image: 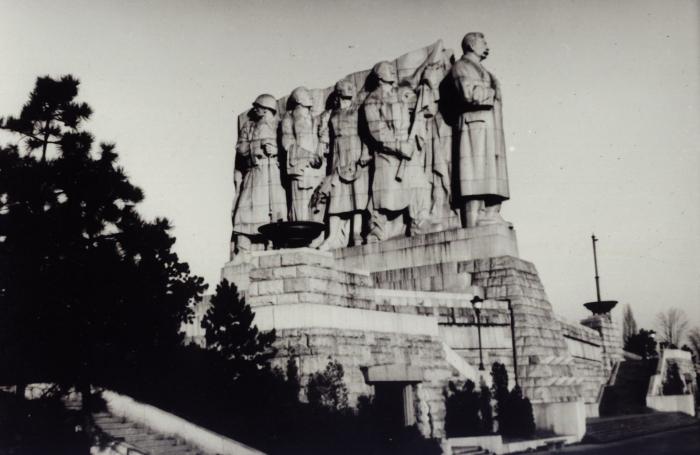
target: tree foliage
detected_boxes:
[624,329,658,359]
[0,75,206,400]
[445,379,484,437]
[662,362,686,395]
[622,304,638,345]
[307,359,349,412]
[201,279,276,379]
[490,362,535,438]
[687,327,700,364]
[1,75,91,162]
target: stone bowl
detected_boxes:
[258,221,325,249]
[584,300,618,315]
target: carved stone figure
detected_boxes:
[231,94,287,253]
[450,32,509,227]
[364,61,430,242]
[281,87,324,221]
[317,79,370,250]
[415,63,460,232]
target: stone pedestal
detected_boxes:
[580,314,623,371]
[463,256,583,403]
[216,226,596,437]
[229,247,453,438]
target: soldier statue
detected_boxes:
[364,61,430,242]
[281,86,324,221]
[450,32,509,228]
[415,62,460,232]
[317,79,370,250]
[231,94,287,255]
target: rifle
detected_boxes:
[395,108,425,182]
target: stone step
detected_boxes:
[452,446,490,455]
[584,412,698,443]
[93,411,208,455]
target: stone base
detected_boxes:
[212,225,612,438]
[334,223,519,276]
[532,400,587,442]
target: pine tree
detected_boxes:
[307,359,349,411]
[201,279,276,378]
[0,75,206,405]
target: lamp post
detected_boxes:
[470,296,485,371]
[472,297,519,387]
[502,298,519,388]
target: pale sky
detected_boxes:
[2,0,699,335]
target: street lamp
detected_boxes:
[470,295,485,371]
[501,298,519,388]
[472,297,519,387]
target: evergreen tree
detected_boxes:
[307,359,350,412]
[490,362,509,432]
[478,378,493,434]
[503,385,535,438]
[0,75,206,405]
[625,329,658,359]
[662,362,686,395]
[1,75,91,162]
[201,279,276,379]
[622,304,637,345]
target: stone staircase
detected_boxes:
[93,411,207,455]
[584,411,698,443]
[64,396,206,454]
[599,359,655,416]
[451,445,492,455]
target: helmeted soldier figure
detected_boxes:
[281,86,324,221]
[317,79,370,250]
[363,61,430,242]
[231,94,287,255]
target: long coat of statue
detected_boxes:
[363,86,414,212]
[450,53,509,201]
[232,116,287,235]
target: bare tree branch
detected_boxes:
[655,308,689,346]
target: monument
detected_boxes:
[212,34,623,441]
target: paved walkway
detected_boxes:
[528,424,700,454]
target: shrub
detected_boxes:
[501,385,535,438]
[490,362,535,438]
[479,378,494,434]
[445,379,481,436]
[307,359,349,411]
[662,362,686,395]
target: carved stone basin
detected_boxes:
[584,300,618,315]
[258,221,325,249]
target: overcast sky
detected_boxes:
[2,0,699,335]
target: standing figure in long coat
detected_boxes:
[450,32,509,228]
[415,63,460,232]
[364,61,430,241]
[231,94,287,254]
[317,79,370,249]
[281,86,324,221]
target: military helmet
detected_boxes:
[252,94,278,113]
[334,79,356,99]
[290,86,313,108]
[372,61,397,84]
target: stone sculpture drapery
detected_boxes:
[230,35,510,256]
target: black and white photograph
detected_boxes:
[1,1,698,453]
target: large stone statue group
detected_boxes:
[231,33,509,255]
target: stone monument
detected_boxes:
[212,34,623,441]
